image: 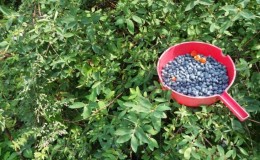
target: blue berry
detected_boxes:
[161,53,229,97]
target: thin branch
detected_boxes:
[244,122,254,152]
[5,128,25,160]
[254,63,260,72]
[38,3,42,16]
[201,134,213,147]
[49,43,59,55]
[175,126,184,134]
[130,150,133,160]
[92,92,123,115]
[248,118,260,125]
[108,1,116,8]
[32,4,37,25]
[66,92,123,123]
[43,43,51,54]
[200,135,206,146]
[63,119,85,126]
[241,30,260,50]
[0,53,12,61]
[5,128,13,141]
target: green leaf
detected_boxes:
[92,81,101,88]
[0,41,8,48]
[132,15,142,24]
[61,15,75,24]
[198,0,213,5]
[126,19,134,34]
[63,33,74,38]
[191,151,200,159]
[252,44,260,51]
[98,101,106,108]
[154,98,167,102]
[151,116,161,131]
[239,10,255,19]
[115,18,124,25]
[231,120,244,132]
[131,105,150,113]
[210,23,216,32]
[138,96,152,109]
[256,51,260,59]
[92,45,101,54]
[221,5,237,13]
[127,113,138,124]
[153,111,166,118]
[156,103,171,111]
[148,137,158,150]
[82,106,91,119]
[136,127,149,143]
[220,21,233,33]
[0,5,12,16]
[225,150,233,158]
[238,147,248,156]
[239,0,250,8]
[23,149,33,158]
[124,102,136,108]
[54,11,58,20]
[115,128,133,136]
[131,135,138,153]
[232,149,237,159]
[89,102,98,109]
[69,102,86,109]
[187,25,195,36]
[194,141,204,148]
[184,147,192,160]
[185,1,199,11]
[6,152,18,160]
[217,145,225,156]
[143,125,158,135]
[224,30,232,36]
[116,134,131,143]
[178,139,189,146]
[118,110,127,118]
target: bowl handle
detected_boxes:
[219,91,249,121]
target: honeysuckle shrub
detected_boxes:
[0,0,259,159]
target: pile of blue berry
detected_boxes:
[161,53,229,97]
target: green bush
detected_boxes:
[0,0,259,159]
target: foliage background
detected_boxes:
[0,0,259,159]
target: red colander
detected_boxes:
[157,41,249,121]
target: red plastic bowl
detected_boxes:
[157,41,249,121]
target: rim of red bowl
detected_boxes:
[156,41,236,99]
